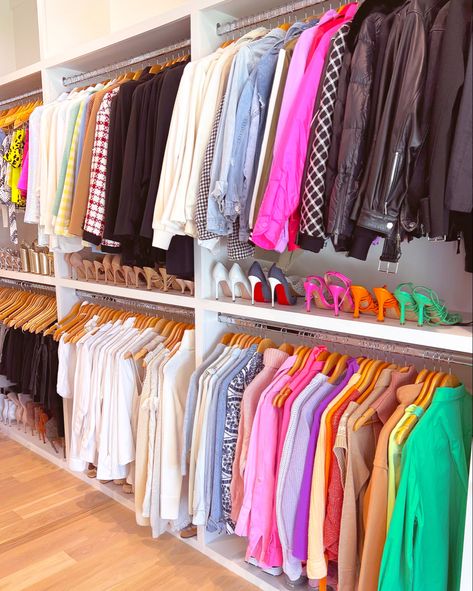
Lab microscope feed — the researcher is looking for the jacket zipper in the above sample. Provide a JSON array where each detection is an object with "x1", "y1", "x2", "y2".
[{"x1": 385, "y1": 151, "x2": 402, "y2": 214}]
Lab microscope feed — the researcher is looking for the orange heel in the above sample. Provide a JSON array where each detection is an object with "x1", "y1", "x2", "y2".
[
  {"x1": 350, "y1": 286, "x2": 378, "y2": 319},
  {"x1": 373, "y1": 286, "x2": 400, "y2": 322}
]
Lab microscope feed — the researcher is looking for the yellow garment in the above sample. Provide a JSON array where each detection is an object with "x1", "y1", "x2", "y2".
[
  {"x1": 54, "y1": 101, "x2": 86, "y2": 236},
  {"x1": 3, "y1": 128, "x2": 25, "y2": 205},
  {"x1": 386, "y1": 404, "x2": 424, "y2": 527}
]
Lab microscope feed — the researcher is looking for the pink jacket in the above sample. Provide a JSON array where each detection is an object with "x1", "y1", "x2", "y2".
[
  {"x1": 252, "y1": 5, "x2": 358, "y2": 253},
  {"x1": 235, "y1": 356, "x2": 296, "y2": 564}
]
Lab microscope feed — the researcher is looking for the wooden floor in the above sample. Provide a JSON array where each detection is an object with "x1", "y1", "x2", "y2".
[{"x1": 0, "y1": 434, "x2": 257, "y2": 591}]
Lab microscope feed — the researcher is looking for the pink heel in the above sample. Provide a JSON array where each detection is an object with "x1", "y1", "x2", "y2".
[
  {"x1": 324, "y1": 271, "x2": 353, "y2": 315},
  {"x1": 304, "y1": 276, "x2": 333, "y2": 313}
]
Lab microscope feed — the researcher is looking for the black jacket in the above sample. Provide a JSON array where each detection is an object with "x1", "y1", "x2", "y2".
[
  {"x1": 325, "y1": 0, "x2": 400, "y2": 252},
  {"x1": 428, "y1": 0, "x2": 472, "y2": 238},
  {"x1": 353, "y1": 0, "x2": 449, "y2": 240}
]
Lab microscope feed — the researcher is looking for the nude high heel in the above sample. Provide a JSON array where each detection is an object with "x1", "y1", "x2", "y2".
[
  {"x1": 133, "y1": 267, "x2": 147, "y2": 288},
  {"x1": 93, "y1": 259, "x2": 106, "y2": 282},
  {"x1": 69, "y1": 253, "x2": 87, "y2": 280},
  {"x1": 143, "y1": 267, "x2": 164, "y2": 291},
  {"x1": 175, "y1": 279, "x2": 195, "y2": 295},
  {"x1": 159, "y1": 268, "x2": 178, "y2": 292},
  {"x1": 122, "y1": 266, "x2": 136, "y2": 287},
  {"x1": 82, "y1": 259, "x2": 95, "y2": 281},
  {"x1": 111, "y1": 255, "x2": 126, "y2": 285}
]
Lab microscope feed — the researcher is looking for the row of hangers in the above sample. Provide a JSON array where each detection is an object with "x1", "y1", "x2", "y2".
[
  {"x1": 45, "y1": 300, "x2": 193, "y2": 361},
  {"x1": 0, "y1": 96, "x2": 42, "y2": 130},
  {"x1": 219, "y1": 0, "x2": 346, "y2": 45},
  {"x1": 219, "y1": 330, "x2": 462, "y2": 425},
  {"x1": 0, "y1": 49, "x2": 191, "y2": 131},
  {"x1": 0, "y1": 287, "x2": 57, "y2": 333}
]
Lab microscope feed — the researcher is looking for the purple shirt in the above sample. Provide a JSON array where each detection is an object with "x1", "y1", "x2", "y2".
[{"x1": 292, "y1": 359, "x2": 359, "y2": 560}]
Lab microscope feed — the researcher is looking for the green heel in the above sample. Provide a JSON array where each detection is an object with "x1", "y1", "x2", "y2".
[
  {"x1": 394, "y1": 283, "x2": 418, "y2": 325},
  {"x1": 412, "y1": 286, "x2": 462, "y2": 326}
]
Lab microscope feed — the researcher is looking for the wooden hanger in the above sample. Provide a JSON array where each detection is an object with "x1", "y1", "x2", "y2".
[
  {"x1": 328, "y1": 354, "x2": 350, "y2": 384},
  {"x1": 355, "y1": 361, "x2": 392, "y2": 404},
  {"x1": 273, "y1": 346, "x2": 311, "y2": 406},
  {"x1": 221, "y1": 333, "x2": 235, "y2": 345},
  {"x1": 257, "y1": 338, "x2": 275, "y2": 353},
  {"x1": 279, "y1": 342, "x2": 294, "y2": 355},
  {"x1": 322, "y1": 352, "x2": 341, "y2": 376},
  {"x1": 44, "y1": 302, "x2": 82, "y2": 336},
  {"x1": 395, "y1": 371, "x2": 445, "y2": 446}
]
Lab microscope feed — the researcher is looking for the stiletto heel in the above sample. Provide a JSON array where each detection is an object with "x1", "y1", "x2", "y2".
[
  {"x1": 69, "y1": 253, "x2": 87, "y2": 280},
  {"x1": 143, "y1": 267, "x2": 164, "y2": 291},
  {"x1": 229, "y1": 263, "x2": 251, "y2": 301},
  {"x1": 324, "y1": 271, "x2": 353, "y2": 314},
  {"x1": 267, "y1": 264, "x2": 297, "y2": 307},
  {"x1": 183, "y1": 280, "x2": 195, "y2": 295},
  {"x1": 111, "y1": 256, "x2": 126, "y2": 285},
  {"x1": 350, "y1": 286, "x2": 378, "y2": 319},
  {"x1": 175, "y1": 278, "x2": 187, "y2": 294},
  {"x1": 133, "y1": 267, "x2": 147, "y2": 288},
  {"x1": 248, "y1": 261, "x2": 271, "y2": 305},
  {"x1": 411, "y1": 286, "x2": 462, "y2": 327},
  {"x1": 268, "y1": 276, "x2": 281, "y2": 308},
  {"x1": 329, "y1": 285, "x2": 346, "y2": 317},
  {"x1": 304, "y1": 276, "x2": 333, "y2": 312},
  {"x1": 93, "y1": 259, "x2": 106, "y2": 282},
  {"x1": 122, "y1": 266, "x2": 136, "y2": 287},
  {"x1": 82, "y1": 260, "x2": 95, "y2": 281},
  {"x1": 212, "y1": 262, "x2": 232, "y2": 300},
  {"x1": 102, "y1": 255, "x2": 114, "y2": 283},
  {"x1": 373, "y1": 286, "x2": 400, "y2": 322}
]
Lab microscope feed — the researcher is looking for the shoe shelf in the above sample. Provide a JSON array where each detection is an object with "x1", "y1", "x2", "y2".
[
  {"x1": 58, "y1": 277, "x2": 196, "y2": 308},
  {"x1": 199, "y1": 297, "x2": 473, "y2": 354},
  {"x1": 0, "y1": 269, "x2": 57, "y2": 286}
]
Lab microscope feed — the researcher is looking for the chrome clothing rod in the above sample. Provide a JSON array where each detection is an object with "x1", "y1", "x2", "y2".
[
  {"x1": 62, "y1": 39, "x2": 191, "y2": 87},
  {"x1": 0, "y1": 88, "x2": 42, "y2": 108},
  {"x1": 218, "y1": 313, "x2": 473, "y2": 367}
]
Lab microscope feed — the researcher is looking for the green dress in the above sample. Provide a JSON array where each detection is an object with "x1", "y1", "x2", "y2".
[{"x1": 379, "y1": 385, "x2": 472, "y2": 591}]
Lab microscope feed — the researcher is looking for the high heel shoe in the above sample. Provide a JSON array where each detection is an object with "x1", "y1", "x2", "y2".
[
  {"x1": 133, "y1": 266, "x2": 148, "y2": 288},
  {"x1": 229, "y1": 263, "x2": 251, "y2": 301},
  {"x1": 122, "y1": 266, "x2": 137, "y2": 287},
  {"x1": 324, "y1": 271, "x2": 354, "y2": 316},
  {"x1": 159, "y1": 268, "x2": 179, "y2": 292},
  {"x1": 111, "y1": 255, "x2": 126, "y2": 285},
  {"x1": 248, "y1": 261, "x2": 271, "y2": 305},
  {"x1": 267, "y1": 264, "x2": 297, "y2": 308},
  {"x1": 82, "y1": 259, "x2": 96, "y2": 281},
  {"x1": 372, "y1": 286, "x2": 400, "y2": 322},
  {"x1": 350, "y1": 286, "x2": 378, "y2": 319},
  {"x1": 304, "y1": 276, "x2": 332, "y2": 313},
  {"x1": 212, "y1": 262, "x2": 232, "y2": 300},
  {"x1": 393, "y1": 283, "x2": 419, "y2": 325},
  {"x1": 69, "y1": 253, "x2": 88, "y2": 280},
  {"x1": 102, "y1": 255, "x2": 114, "y2": 283},
  {"x1": 143, "y1": 267, "x2": 164, "y2": 291},
  {"x1": 412, "y1": 286, "x2": 462, "y2": 327},
  {"x1": 93, "y1": 259, "x2": 107, "y2": 282},
  {"x1": 175, "y1": 279, "x2": 195, "y2": 295}
]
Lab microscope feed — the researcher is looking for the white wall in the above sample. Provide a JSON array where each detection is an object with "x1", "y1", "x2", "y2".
[
  {"x1": 0, "y1": 0, "x2": 17, "y2": 75},
  {"x1": 11, "y1": 0, "x2": 40, "y2": 67},
  {"x1": 109, "y1": 0, "x2": 188, "y2": 30}
]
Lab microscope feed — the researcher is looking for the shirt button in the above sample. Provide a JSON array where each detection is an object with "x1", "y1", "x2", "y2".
[
  {"x1": 235, "y1": 205, "x2": 241, "y2": 213},
  {"x1": 387, "y1": 222, "x2": 393, "y2": 229}
]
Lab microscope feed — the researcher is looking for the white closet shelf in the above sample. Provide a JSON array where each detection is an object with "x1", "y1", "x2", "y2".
[
  {"x1": 58, "y1": 277, "x2": 195, "y2": 308},
  {"x1": 200, "y1": 297, "x2": 473, "y2": 354},
  {"x1": 42, "y1": 5, "x2": 192, "y2": 72},
  {"x1": 0, "y1": 269, "x2": 57, "y2": 286},
  {"x1": 0, "y1": 62, "x2": 42, "y2": 99}
]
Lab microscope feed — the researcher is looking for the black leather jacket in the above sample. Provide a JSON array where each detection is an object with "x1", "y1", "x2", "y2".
[{"x1": 352, "y1": 0, "x2": 449, "y2": 240}]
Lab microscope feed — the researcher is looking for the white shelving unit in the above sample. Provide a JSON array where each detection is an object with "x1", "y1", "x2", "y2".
[{"x1": 0, "y1": 0, "x2": 471, "y2": 589}]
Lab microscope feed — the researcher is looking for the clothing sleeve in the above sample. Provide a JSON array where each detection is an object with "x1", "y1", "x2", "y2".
[{"x1": 378, "y1": 456, "x2": 419, "y2": 591}]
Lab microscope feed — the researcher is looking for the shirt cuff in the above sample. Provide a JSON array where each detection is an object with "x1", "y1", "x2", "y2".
[{"x1": 153, "y1": 228, "x2": 174, "y2": 250}]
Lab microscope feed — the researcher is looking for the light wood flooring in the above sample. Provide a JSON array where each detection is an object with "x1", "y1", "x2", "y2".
[{"x1": 0, "y1": 434, "x2": 257, "y2": 591}]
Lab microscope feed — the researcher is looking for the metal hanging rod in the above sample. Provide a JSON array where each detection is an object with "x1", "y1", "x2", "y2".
[
  {"x1": 0, "y1": 277, "x2": 55, "y2": 294},
  {"x1": 62, "y1": 39, "x2": 191, "y2": 87},
  {"x1": 216, "y1": 0, "x2": 328, "y2": 35},
  {"x1": 76, "y1": 290, "x2": 195, "y2": 320},
  {"x1": 0, "y1": 88, "x2": 42, "y2": 109},
  {"x1": 218, "y1": 313, "x2": 473, "y2": 367}
]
